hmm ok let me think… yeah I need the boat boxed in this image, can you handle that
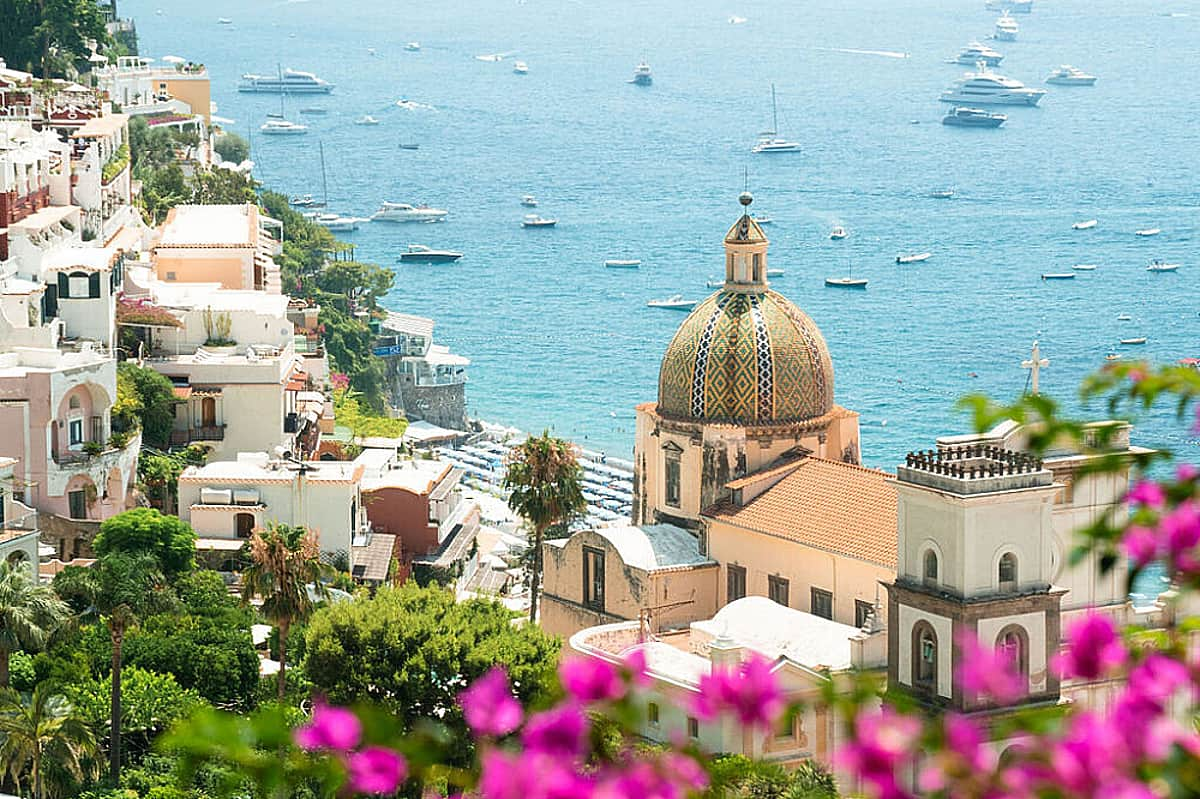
[825,277,868,289]
[929,188,956,199]
[367,48,376,56]
[942,106,1007,127]
[1105,353,1122,361]
[1117,313,1132,321]
[398,143,419,150]
[513,61,529,75]
[238,68,334,94]
[371,202,449,222]
[752,84,801,153]
[217,17,232,24]
[647,294,697,310]
[830,226,848,240]
[1120,337,1148,346]
[475,53,505,62]
[405,42,421,52]
[1042,273,1076,280]
[522,214,557,228]
[1046,66,1097,86]
[299,107,328,115]
[314,214,362,232]
[940,64,1046,106]
[520,195,538,207]
[631,61,652,85]
[766,268,785,277]
[354,115,380,126]
[751,213,773,224]
[260,117,307,135]
[399,244,463,263]
[290,194,324,208]
[954,41,1003,66]
[1136,228,1161,237]
[1146,260,1180,272]
[706,280,724,289]
[896,252,931,264]
[604,259,641,269]
[395,99,434,111]
[1072,264,1097,271]
[994,12,1019,41]
[1072,219,1098,230]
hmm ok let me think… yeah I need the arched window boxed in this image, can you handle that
[911,621,938,692]
[923,549,938,586]
[996,624,1030,686]
[235,513,255,539]
[6,551,28,567]
[68,395,81,410]
[999,552,1018,592]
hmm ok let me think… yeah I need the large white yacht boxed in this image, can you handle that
[954,41,1003,66]
[371,202,448,222]
[994,12,1019,41]
[238,69,334,94]
[259,117,308,135]
[940,65,1046,106]
[1046,65,1097,85]
[631,61,653,85]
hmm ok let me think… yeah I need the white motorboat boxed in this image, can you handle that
[315,214,362,232]
[1072,219,1098,230]
[405,42,421,52]
[751,213,773,224]
[1042,273,1075,280]
[522,214,557,228]
[942,107,1007,127]
[941,64,1046,106]
[830,226,848,240]
[475,53,505,62]
[994,12,1019,41]
[1146,260,1180,272]
[766,268,785,277]
[260,117,308,135]
[647,294,697,310]
[631,61,653,85]
[354,115,380,125]
[395,98,434,111]
[520,195,538,207]
[752,84,801,153]
[513,61,529,74]
[1117,313,1132,321]
[290,194,324,208]
[1120,337,1148,346]
[896,252,931,264]
[1136,228,1161,237]
[399,244,463,263]
[239,68,333,93]
[706,280,724,289]
[371,202,448,222]
[954,41,1003,66]
[826,277,868,289]
[929,188,956,199]
[217,17,232,24]
[1046,66,1097,86]
[604,259,641,269]
[1072,264,1097,271]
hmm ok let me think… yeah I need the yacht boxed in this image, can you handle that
[238,69,334,94]
[1046,65,1097,86]
[1146,260,1180,272]
[752,84,801,153]
[954,41,1004,66]
[896,252,932,264]
[290,194,324,208]
[314,214,362,232]
[260,117,308,135]
[706,279,724,289]
[1072,219,1098,230]
[647,294,697,310]
[994,12,1019,41]
[217,17,232,24]
[830,226,848,240]
[940,65,1046,106]
[513,61,529,74]
[1042,272,1076,280]
[929,188,956,199]
[604,259,641,269]
[398,244,463,263]
[766,268,785,277]
[371,202,448,222]
[520,195,538,207]
[354,115,380,125]
[751,213,773,225]
[1072,264,1097,271]
[405,42,421,52]
[942,107,1007,127]
[522,214,557,228]
[1117,313,1132,321]
[1136,227,1162,237]
[631,61,653,85]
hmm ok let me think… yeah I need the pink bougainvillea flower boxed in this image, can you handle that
[691,653,783,730]
[1127,480,1166,509]
[521,703,590,759]
[1161,501,1200,573]
[481,750,593,799]
[459,667,522,738]
[345,746,408,795]
[1178,463,1200,483]
[293,700,362,752]
[1055,613,1127,680]
[1121,525,1160,568]
[956,632,1024,705]
[559,656,625,704]
[835,707,920,799]
[624,648,651,687]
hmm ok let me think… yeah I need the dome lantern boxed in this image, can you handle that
[722,192,769,293]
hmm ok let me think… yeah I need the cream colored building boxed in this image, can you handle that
[152,204,282,293]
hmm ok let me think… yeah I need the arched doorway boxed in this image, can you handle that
[235,513,255,539]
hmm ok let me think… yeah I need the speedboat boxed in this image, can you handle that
[929,188,956,199]
[513,61,529,74]
[1105,353,1122,361]
[766,268,785,277]
[1046,66,1097,86]
[395,99,434,111]
[371,202,448,222]
[521,195,538,207]
[1120,337,1148,345]
[239,68,334,94]
[631,61,652,85]
[1072,264,1097,271]
[647,294,696,310]
[942,107,1007,127]
[954,41,1003,66]
[830,226,848,240]
[1136,228,1161,237]
[399,244,463,263]
[1042,273,1076,280]
[314,214,362,232]
[1072,219,1098,230]
[896,252,931,264]
[217,17,233,24]
[398,143,419,150]
[475,53,505,62]
[1117,313,1132,321]
[260,118,308,135]
[522,214,557,228]
[751,213,773,224]
[941,65,1045,105]
[604,259,641,269]
[706,280,724,289]
[994,12,1019,41]
[1146,260,1180,272]
[354,115,380,125]
[405,42,421,52]
[825,277,868,289]
[290,194,324,208]
[299,107,328,115]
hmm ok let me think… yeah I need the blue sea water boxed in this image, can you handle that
[127,0,1198,469]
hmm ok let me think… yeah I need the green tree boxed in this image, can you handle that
[503,432,586,623]
[241,524,330,701]
[65,667,204,760]
[212,132,249,164]
[93,508,197,577]
[189,168,258,206]
[0,0,109,77]
[314,260,393,310]
[0,685,99,799]
[0,560,70,688]
[114,363,177,448]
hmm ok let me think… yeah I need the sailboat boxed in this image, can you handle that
[312,141,363,231]
[826,260,867,289]
[752,84,801,153]
[260,65,308,135]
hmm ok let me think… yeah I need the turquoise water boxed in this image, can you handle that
[127,0,1199,469]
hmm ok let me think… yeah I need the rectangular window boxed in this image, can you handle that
[68,275,89,297]
[810,587,833,620]
[768,575,789,607]
[855,599,874,629]
[697,527,708,557]
[647,702,659,726]
[68,490,87,520]
[727,564,746,602]
[583,546,605,611]
[68,418,84,447]
[91,415,103,445]
[687,717,699,740]
[775,710,794,740]
[664,457,680,508]
[752,253,762,281]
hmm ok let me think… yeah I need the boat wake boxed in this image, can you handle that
[395,99,436,111]
[728,15,747,24]
[815,47,910,59]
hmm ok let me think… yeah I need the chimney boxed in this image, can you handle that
[707,633,742,670]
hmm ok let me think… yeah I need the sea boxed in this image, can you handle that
[127,0,1198,475]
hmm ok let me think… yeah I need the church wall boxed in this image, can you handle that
[897,486,965,593]
[1049,466,1128,610]
[977,611,1049,694]
[963,495,1054,596]
[895,604,954,699]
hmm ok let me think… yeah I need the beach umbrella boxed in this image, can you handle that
[162,55,186,64]
[87,53,109,63]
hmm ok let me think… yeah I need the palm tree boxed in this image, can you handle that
[0,685,98,799]
[503,432,586,623]
[0,560,70,688]
[242,523,331,700]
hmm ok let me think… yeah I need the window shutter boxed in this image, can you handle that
[88,272,101,298]
[57,272,69,298]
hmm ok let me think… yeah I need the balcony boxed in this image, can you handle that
[0,507,38,545]
[170,425,226,445]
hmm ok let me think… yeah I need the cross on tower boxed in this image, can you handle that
[1022,340,1049,395]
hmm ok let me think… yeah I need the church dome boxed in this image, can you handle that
[656,199,835,425]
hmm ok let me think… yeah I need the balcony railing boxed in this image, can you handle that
[0,510,38,544]
[170,425,226,445]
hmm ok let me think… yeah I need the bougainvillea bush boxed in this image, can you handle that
[165,360,1200,798]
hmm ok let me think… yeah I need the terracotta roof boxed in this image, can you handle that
[704,457,898,569]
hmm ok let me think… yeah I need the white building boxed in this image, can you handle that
[0,456,42,578]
